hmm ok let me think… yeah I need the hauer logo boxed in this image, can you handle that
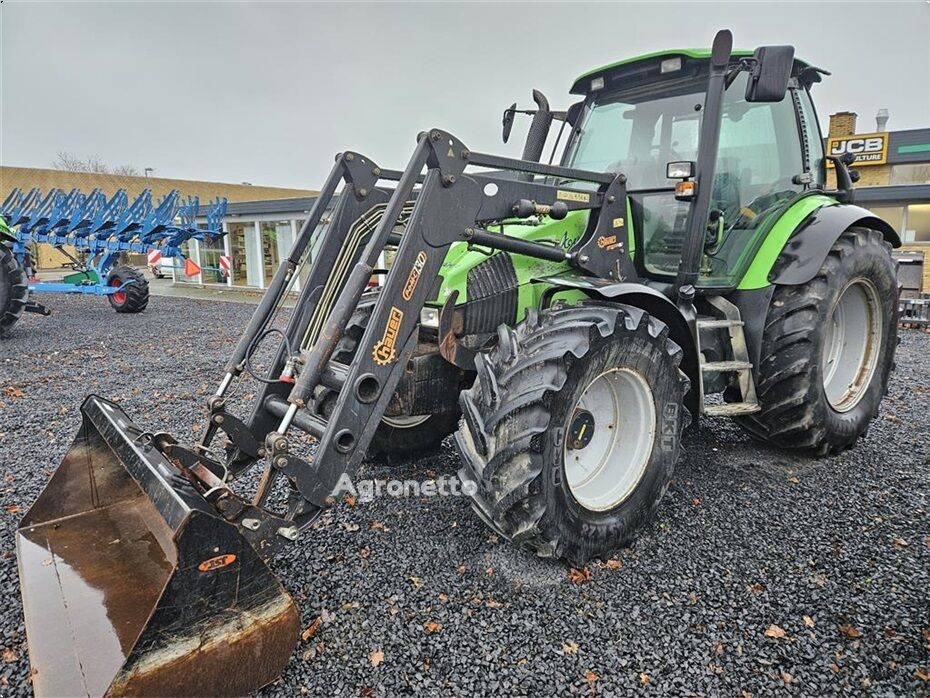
[827,133,888,166]
[372,306,404,365]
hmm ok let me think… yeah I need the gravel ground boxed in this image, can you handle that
[0,295,928,696]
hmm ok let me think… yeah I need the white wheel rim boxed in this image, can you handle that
[821,278,882,412]
[564,367,656,512]
[381,415,430,428]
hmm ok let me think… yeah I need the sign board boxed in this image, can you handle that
[826,132,888,167]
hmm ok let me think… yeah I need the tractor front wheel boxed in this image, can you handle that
[106,266,149,313]
[456,304,690,565]
[737,227,897,455]
[0,246,28,335]
[322,291,461,463]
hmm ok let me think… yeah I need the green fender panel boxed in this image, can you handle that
[737,195,900,290]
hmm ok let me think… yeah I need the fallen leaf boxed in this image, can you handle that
[408,576,423,588]
[360,687,375,697]
[861,677,872,689]
[340,601,360,611]
[562,641,579,654]
[810,573,827,587]
[585,670,599,683]
[568,567,592,584]
[345,495,357,507]
[1,648,17,663]
[369,649,384,667]
[830,663,841,673]
[359,546,371,559]
[370,521,390,532]
[301,617,322,642]
[639,672,650,684]
[915,667,930,682]
[764,625,787,639]
[780,671,794,684]
[892,537,908,549]
[787,476,801,484]
[603,559,622,571]
[4,504,20,514]
[746,582,765,594]
[424,620,442,634]
[712,641,724,654]
[486,599,503,608]
[41,558,52,567]
[2,387,24,398]
[485,566,495,576]
[438,592,449,602]
[691,497,702,506]
[839,625,862,638]
[191,422,201,432]
[803,615,815,628]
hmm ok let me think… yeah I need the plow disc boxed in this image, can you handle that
[16,396,299,697]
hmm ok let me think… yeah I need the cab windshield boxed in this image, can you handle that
[566,71,805,286]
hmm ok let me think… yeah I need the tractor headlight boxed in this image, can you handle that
[420,306,440,328]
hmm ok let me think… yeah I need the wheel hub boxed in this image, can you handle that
[567,409,596,450]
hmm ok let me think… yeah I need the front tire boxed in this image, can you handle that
[106,266,149,313]
[737,228,897,454]
[0,246,28,335]
[456,304,690,565]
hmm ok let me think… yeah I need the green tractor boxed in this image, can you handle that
[17,30,899,696]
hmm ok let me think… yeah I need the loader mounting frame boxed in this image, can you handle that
[186,129,638,551]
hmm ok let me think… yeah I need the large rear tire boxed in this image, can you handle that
[456,304,690,565]
[0,246,28,335]
[324,291,461,463]
[737,228,897,454]
[106,266,149,313]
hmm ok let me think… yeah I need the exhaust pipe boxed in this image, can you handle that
[519,90,553,180]
[16,396,299,697]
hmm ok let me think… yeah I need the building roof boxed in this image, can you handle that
[0,166,317,204]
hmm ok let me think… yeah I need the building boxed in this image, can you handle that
[824,111,930,291]
[0,166,316,270]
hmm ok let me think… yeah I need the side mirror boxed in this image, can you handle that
[502,103,517,144]
[745,45,794,102]
[566,100,585,128]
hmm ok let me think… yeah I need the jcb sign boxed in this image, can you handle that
[826,132,888,167]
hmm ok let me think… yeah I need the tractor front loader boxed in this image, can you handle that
[17,29,900,696]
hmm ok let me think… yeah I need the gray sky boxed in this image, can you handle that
[2,1,928,190]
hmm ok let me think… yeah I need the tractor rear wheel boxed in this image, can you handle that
[106,266,149,313]
[325,291,461,463]
[456,304,690,565]
[737,228,897,455]
[0,246,28,335]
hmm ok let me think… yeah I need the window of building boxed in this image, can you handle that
[891,163,930,185]
[228,222,261,286]
[200,233,227,285]
[867,205,905,236]
[904,204,930,243]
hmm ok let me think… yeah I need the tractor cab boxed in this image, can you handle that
[564,50,826,288]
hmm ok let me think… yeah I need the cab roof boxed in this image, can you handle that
[571,48,814,95]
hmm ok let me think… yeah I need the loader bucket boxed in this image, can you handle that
[16,395,300,697]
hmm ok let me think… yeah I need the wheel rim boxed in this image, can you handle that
[110,277,126,304]
[381,415,430,428]
[821,278,882,412]
[564,367,656,512]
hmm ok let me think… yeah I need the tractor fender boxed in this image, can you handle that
[537,274,700,417]
[768,203,900,286]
